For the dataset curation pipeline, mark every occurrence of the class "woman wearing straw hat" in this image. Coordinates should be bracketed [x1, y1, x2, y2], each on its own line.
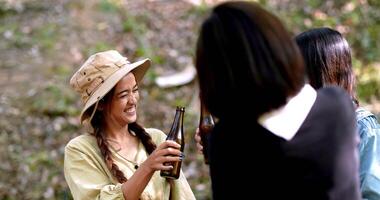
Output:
[64, 50, 195, 200]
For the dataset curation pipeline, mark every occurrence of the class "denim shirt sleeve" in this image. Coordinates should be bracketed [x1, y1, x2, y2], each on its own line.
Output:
[356, 108, 380, 200]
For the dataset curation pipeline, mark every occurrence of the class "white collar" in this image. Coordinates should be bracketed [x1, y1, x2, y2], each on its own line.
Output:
[258, 84, 317, 141]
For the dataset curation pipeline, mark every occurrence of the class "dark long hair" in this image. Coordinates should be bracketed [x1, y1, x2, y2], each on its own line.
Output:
[295, 27, 358, 105]
[195, 1, 305, 119]
[90, 88, 156, 183]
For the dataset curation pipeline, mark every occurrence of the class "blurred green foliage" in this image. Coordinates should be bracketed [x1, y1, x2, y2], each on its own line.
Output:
[86, 41, 114, 56]
[270, 0, 380, 65]
[356, 63, 380, 102]
[259, 0, 380, 103]
[98, 0, 120, 13]
[27, 84, 78, 117]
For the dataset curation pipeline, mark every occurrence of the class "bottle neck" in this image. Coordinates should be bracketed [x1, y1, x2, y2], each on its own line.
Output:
[167, 107, 185, 141]
[200, 102, 214, 124]
[169, 109, 183, 134]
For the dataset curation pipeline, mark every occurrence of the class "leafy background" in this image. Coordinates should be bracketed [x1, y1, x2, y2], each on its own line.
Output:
[0, 0, 379, 199]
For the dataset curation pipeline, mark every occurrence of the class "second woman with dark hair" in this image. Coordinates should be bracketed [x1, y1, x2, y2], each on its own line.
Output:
[195, 1, 360, 199]
[296, 27, 380, 200]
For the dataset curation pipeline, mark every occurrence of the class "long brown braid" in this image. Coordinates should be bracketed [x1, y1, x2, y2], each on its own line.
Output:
[89, 89, 157, 183]
[129, 122, 156, 154]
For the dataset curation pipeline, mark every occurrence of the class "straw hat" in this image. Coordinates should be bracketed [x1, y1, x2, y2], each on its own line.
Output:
[70, 50, 150, 123]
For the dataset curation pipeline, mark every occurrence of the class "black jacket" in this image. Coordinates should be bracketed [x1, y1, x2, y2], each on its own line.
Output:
[209, 86, 361, 200]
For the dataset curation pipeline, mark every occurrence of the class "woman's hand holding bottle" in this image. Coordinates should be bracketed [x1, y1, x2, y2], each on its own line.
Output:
[140, 141, 182, 172]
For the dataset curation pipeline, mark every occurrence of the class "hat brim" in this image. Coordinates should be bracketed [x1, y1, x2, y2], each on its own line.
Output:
[80, 58, 151, 122]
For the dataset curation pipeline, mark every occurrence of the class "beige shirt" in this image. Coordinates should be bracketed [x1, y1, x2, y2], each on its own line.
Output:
[64, 128, 196, 200]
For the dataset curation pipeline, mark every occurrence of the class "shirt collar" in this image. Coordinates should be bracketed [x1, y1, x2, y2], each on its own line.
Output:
[258, 84, 317, 141]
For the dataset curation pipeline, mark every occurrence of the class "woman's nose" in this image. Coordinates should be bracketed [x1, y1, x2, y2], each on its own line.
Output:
[127, 93, 137, 104]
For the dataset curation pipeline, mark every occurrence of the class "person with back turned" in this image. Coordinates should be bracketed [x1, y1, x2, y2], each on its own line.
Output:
[296, 27, 380, 200]
[194, 1, 361, 199]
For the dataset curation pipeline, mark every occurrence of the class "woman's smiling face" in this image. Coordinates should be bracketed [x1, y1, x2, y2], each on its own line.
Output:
[104, 72, 140, 126]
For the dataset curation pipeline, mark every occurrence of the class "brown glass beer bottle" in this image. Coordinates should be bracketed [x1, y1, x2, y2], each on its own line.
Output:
[199, 102, 214, 164]
[160, 106, 185, 179]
